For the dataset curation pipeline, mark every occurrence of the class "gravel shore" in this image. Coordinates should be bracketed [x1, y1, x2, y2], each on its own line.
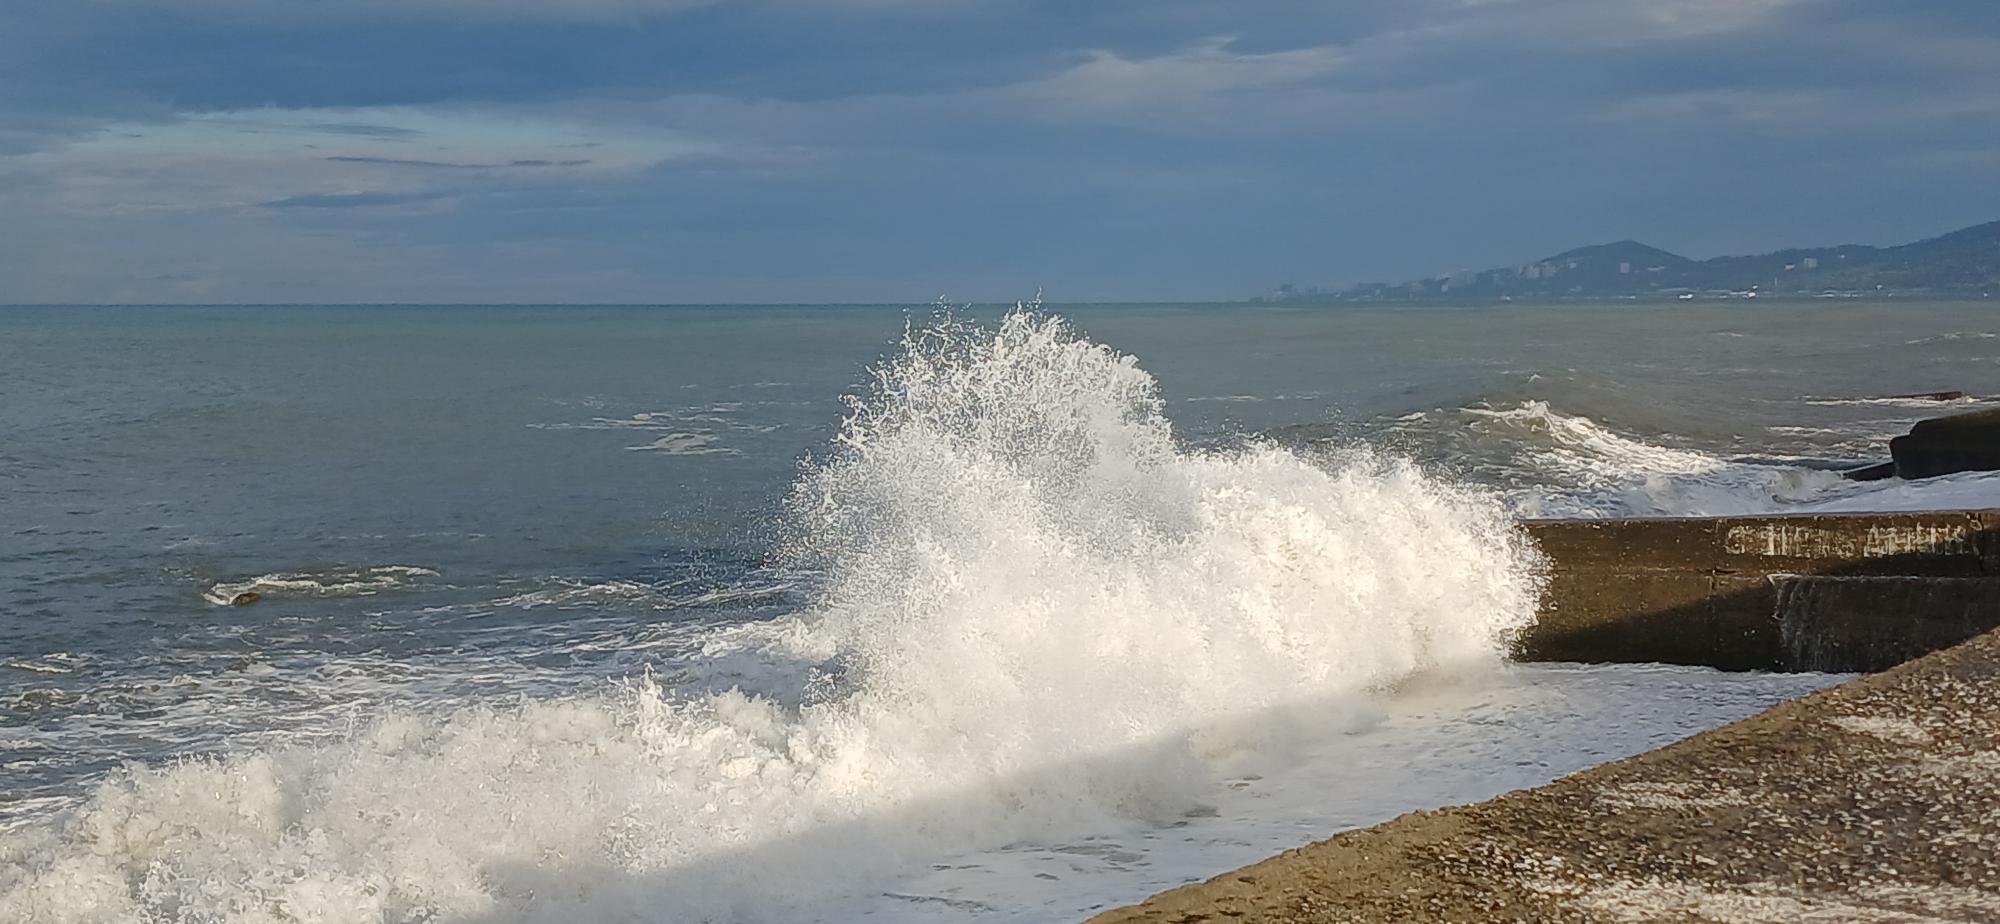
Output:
[1089, 629, 2000, 923]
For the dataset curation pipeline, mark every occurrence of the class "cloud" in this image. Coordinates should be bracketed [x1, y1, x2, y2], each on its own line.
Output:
[1630, 0, 1815, 39]
[325, 155, 595, 169]
[1601, 88, 2000, 130]
[1008, 37, 1346, 122]
[76, 0, 728, 24]
[65, 0, 967, 26]
[303, 122, 426, 138]
[0, 106, 738, 217]
[261, 190, 455, 209]
[577, 35, 1368, 144]
[1404, 0, 1821, 47]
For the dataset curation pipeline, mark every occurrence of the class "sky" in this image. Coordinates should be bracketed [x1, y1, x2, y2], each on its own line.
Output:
[2, 0, 1997, 304]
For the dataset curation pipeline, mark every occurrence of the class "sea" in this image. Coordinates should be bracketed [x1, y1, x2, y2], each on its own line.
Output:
[2, 300, 1996, 922]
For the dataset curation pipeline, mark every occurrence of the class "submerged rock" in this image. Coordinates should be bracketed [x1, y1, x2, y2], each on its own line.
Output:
[228, 591, 262, 606]
[1840, 461, 1897, 482]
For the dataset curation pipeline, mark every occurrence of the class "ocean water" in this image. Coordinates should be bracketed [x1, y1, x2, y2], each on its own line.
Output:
[1, 301, 1995, 922]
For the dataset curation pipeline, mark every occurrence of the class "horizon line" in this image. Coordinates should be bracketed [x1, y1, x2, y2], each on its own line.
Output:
[0, 300, 1258, 309]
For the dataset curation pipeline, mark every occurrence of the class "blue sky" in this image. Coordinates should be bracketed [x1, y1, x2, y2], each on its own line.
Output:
[3, 0, 1997, 303]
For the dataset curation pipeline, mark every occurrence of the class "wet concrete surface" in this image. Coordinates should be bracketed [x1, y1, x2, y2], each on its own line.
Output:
[1087, 627, 2000, 923]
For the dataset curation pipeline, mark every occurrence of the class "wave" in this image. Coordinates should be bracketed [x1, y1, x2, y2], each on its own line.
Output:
[1801, 395, 1995, 409]
[1365, 400, 2000, 518]
[1903, 331, 1997, 346]
[1, 654, 81, 676]
[624, 432, 740, 455]
[531, 408, 789, 434]
[489, 577, 794, 612]
[1460, 400, 1726, 480]
[0, 311, 1543, 922]
[1353, 400, 1842, 518]
[1792, 470, 2000, 515]
[202, 565, 439, 606]
[1474, 402, 1853, 518]
[532, 405, 788, 457]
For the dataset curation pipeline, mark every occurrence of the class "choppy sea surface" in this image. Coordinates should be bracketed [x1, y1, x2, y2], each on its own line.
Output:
[2, 301, 1995, 922]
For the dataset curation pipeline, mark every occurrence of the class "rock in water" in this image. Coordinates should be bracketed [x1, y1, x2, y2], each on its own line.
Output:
[1840, 461, 1897, 482]
[1890, 407, 2000, 479]
[229, 591, 262, 606]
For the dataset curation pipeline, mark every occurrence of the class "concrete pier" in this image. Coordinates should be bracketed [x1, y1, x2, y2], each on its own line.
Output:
[1518, 510, 2000, 671]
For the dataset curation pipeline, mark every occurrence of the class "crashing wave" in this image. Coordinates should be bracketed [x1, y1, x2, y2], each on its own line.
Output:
[1, 310, 1542, 923]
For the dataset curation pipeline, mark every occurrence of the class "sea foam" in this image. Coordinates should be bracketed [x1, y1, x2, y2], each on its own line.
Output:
[0, 311, 1543, 923]
[1452, 401, 2000, 518]
[202, 566, 439, 606]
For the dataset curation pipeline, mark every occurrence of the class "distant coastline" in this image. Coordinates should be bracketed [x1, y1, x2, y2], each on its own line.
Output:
[1260, 218, 2000, 304]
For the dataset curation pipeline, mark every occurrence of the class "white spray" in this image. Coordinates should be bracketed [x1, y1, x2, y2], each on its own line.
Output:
[0, 311, 1543, 923]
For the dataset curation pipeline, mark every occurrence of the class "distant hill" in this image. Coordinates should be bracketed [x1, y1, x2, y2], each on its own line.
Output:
[1267, 219, 2000, 303]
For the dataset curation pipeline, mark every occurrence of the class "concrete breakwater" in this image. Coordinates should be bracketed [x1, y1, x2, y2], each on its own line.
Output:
[1519, 510, 2000, 672]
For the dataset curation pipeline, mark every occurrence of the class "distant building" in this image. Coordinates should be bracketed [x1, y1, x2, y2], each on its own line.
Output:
[1803, 257, 1820, 269]
[1618, 262, 1631, 274]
